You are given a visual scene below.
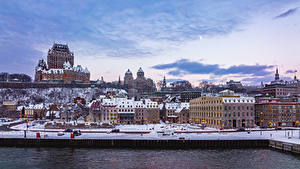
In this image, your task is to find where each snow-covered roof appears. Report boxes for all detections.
[63,61,72,70]
[46,111,60,118]
[17,103,45,111]
[74,65,83,72]
[91,98,159,111]
[41,65,89,74]
[42,69,64,74]
[222,97,255,104]
[83,67,89,73]
[165,102,189,111]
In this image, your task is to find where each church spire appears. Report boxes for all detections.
[162,76,167,88]
[275,68,279,81]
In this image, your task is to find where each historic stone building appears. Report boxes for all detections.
[190,91,255,128]
[35,43,90,83]
[123,67,156,99]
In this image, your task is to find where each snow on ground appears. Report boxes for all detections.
[1,129,299,142]
[3,121,300,144]
[0,118,23,126]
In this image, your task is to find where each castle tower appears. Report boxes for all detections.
[47,43,74,69]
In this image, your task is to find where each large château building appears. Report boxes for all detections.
[35,43,90,83]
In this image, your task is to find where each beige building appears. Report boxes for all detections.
[190,93,255,128]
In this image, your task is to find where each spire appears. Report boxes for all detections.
[275,68,279,81]
[162,76,167,88]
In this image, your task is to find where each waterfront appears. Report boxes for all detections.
[0,148,299,169]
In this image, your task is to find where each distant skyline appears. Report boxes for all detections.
[1,0,300,86]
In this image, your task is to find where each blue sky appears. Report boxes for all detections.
[1,0,300,85]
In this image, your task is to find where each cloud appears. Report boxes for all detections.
[165,78,186,83]
[286,69,297,74]
[274,8,298,19]
[152,59,274,77]
[242,75,292,85]
[0,0,298,76]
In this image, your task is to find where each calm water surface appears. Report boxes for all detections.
[0,147,299,169]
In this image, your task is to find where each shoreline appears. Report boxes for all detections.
[0,137,299,154]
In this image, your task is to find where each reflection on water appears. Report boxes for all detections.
[0,147,299,169]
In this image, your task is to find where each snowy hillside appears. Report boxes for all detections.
[0,88,107,105]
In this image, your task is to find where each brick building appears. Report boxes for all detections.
[255,97,300,127]
[35,43,90,83]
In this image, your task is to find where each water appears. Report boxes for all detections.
[0,148,299,169]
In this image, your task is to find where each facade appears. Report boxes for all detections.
[45,104,61,119]
[89,99,117,124]
[255,97,300,127]
[160,102,190,123]
[190,95,255,128]
[263,85,297,98]
[1,101,18,118]
[180,91,201,102]
[35,43,90,83]
[17,104,46,119]
[89,97,159,124]
[286,75,300,94]
[123,68,156,99]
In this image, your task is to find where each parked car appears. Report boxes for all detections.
[111,129,120,133]
[57,132,64,136]
[64,129,73,132]
[237,128,245,132]
[73,130,81,136]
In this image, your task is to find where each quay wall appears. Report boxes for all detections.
[0,138,269,149]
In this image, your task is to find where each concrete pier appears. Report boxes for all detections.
[269,140,300,154]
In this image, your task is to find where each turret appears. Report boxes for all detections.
[124,69,133,86]
[137,67,144,79]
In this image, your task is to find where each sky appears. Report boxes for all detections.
[1,0,300,86]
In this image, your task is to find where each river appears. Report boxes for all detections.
[0,148,299,169]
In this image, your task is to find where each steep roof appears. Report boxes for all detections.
[137,67,144,73]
